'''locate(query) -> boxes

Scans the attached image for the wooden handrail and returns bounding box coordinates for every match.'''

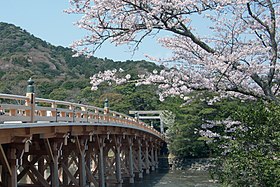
[0,93,163,137]
[0,93,29,100]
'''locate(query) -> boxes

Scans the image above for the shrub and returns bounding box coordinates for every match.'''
[210,102,280,187]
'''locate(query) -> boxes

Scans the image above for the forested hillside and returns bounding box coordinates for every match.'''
[0,22,160,101]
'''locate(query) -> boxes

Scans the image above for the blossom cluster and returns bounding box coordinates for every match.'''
[66,0,280,101]
[90,68,130,90]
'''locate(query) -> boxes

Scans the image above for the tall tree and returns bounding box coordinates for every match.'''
[66,0,280,101]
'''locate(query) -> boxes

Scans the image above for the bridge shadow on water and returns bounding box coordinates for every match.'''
[122,156,170,187]
[112,157,218,187]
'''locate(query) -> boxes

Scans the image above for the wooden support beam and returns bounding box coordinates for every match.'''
[97,135,105,187]
[44,139,59,187]
[85,165,98,186]
[18,155,40,181]
[26,170,37,185]
[0,144,12,176]
[75,136,86,187]
[67,151,79,186]
[51,145,59,187]
[120,150,129,176]
[7,147,17,187]
[29,165,49,187]
[85,142,92,187]
[90,151,98,177]
[127,137,134,183]
[155,145,159,169]
[151,144,155,171]
[137,139,143,178]
[38,157,45,177]
[62,149,70,186]
[44,139,54,163]
[61,163,79,186]
[145,141,150,174]
[113,135,122,185]
[133,150,139,172]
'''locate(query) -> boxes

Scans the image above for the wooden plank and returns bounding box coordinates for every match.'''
[138,116,161,119]
[129,110,165,114]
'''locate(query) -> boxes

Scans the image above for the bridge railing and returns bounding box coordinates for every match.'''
[0,93,162,137]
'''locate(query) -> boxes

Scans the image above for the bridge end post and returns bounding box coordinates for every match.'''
[104,98,109,115]
[26,78,35,123]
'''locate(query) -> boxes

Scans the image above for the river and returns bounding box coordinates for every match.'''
[121,169,219,187]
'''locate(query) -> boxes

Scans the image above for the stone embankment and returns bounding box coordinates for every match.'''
[168,157,213,171]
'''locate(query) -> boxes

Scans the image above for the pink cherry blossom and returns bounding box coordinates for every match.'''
[66,0,280,101]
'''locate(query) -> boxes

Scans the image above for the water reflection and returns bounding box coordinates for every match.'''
[121,169,219,187]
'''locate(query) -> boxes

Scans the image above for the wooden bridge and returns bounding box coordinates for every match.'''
[0,80,165,187]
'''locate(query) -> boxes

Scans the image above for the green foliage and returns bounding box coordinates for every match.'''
[86,83,161,113]
[164,92,216,158]
[49,88,70,101]
[211,101,280,187]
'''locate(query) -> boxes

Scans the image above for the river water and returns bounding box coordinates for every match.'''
[121,169,219,187]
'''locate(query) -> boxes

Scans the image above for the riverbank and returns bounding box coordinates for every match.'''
[168,157,213,171]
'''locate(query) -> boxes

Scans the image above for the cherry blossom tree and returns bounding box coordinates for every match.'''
[66,0,280,101]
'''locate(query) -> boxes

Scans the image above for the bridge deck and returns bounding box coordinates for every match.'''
[0,93,165,187]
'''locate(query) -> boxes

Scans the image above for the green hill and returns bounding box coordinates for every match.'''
[0,22,160,102]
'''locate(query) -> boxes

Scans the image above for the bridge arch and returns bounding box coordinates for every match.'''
[0,92,165,187]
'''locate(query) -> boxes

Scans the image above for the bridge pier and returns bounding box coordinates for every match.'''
[47,140,60,187]
[137,139,143,178]
[114,135,123,186]
[0,134,162,187]
[155,144,159,169]
[76,137,87,187]
[0,146,17,187]
[0,90,165,186]
[97,135,106,187]
[62,149,70,186]
[0,125,162,187]
[37,156,44,178]
[127,137,134,184]
[145,140,150,174]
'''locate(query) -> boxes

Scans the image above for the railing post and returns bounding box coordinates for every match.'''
[51,102,57,118]
[69,105,75,122]
[94,109,99,122]
[26,78,35,123]
[104,99,109,121]
[103,99,109,115]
